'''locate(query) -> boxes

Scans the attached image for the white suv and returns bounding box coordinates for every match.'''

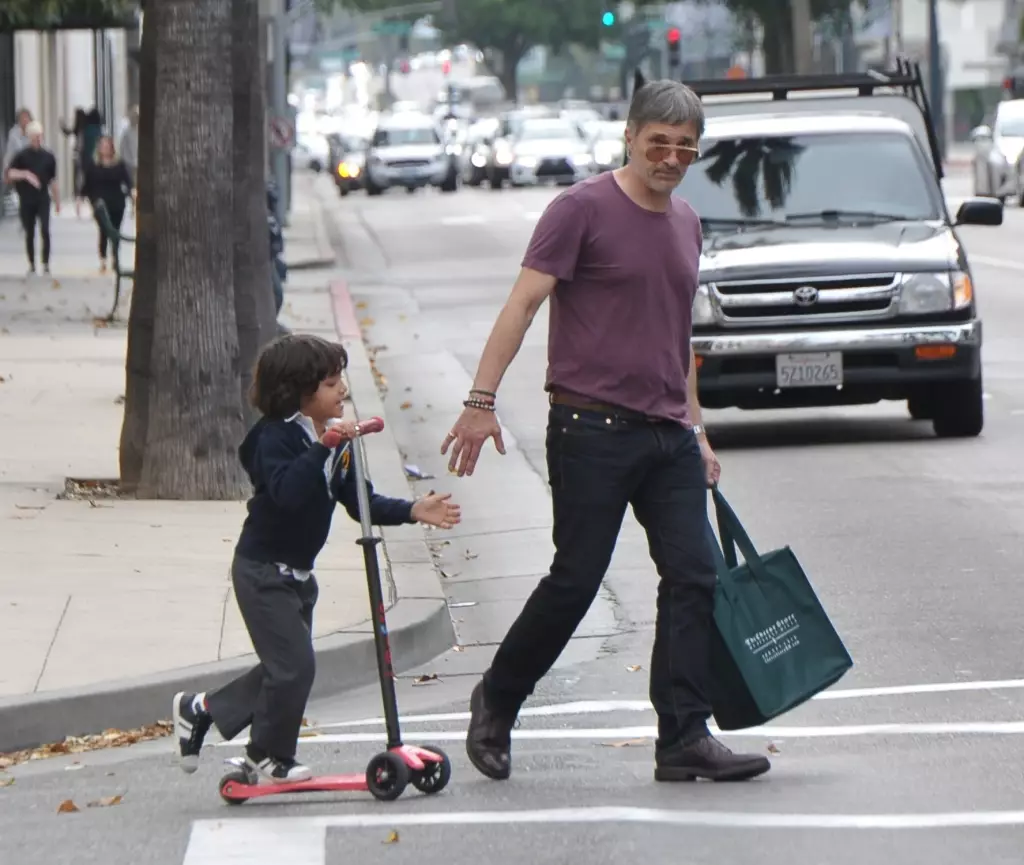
[364,113,454,195]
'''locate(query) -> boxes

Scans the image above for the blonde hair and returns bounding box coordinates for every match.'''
[94,135,117,164]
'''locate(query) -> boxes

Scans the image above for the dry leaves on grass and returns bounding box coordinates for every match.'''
[0,721,172,769]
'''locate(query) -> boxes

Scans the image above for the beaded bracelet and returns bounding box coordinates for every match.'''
[463,398,496,412]
[469,388,496,399]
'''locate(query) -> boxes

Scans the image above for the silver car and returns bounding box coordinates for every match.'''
[588,120,626,172]
[364,113,451,195]
[970,99,1024,204]
[489,117,597,188]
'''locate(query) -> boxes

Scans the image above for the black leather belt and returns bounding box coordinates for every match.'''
[548,389,661,423]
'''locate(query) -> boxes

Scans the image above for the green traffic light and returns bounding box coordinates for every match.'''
[602,11,615,25]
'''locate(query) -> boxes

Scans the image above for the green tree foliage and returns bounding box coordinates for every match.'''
[711,0,859,74]
[337,0,614,99]
[0,0,137,31]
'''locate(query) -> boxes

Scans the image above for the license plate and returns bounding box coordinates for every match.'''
[775,352,843,388]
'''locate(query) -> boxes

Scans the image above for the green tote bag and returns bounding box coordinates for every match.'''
[707,486,853,731]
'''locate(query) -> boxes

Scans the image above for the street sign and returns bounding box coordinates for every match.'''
[371,19,412,35]
[268,115,295,151]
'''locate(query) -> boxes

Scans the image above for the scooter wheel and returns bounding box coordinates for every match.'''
[219,771,252,805]
[410,744,451,795]
[366,751,410,801]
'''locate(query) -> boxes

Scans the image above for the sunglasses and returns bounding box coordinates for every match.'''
[644,143,701,165]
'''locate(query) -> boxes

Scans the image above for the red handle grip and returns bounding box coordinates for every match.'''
[356,416,385,435]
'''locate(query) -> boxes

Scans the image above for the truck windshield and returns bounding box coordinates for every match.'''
[676,132,941,223]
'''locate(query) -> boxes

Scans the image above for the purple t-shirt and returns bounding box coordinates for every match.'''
[522,171,702,424]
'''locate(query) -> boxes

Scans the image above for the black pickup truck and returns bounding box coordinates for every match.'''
[671,61,1002,438]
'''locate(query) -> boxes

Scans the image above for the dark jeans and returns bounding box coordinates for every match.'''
[206,555,319,759]
[483,403,717,750]
[18,195,50,267]
[95,200,125,260]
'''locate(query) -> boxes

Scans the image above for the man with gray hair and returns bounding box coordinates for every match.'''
[441,79,772,784]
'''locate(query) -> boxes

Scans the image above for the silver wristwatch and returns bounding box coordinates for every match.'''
[692,424,706,437]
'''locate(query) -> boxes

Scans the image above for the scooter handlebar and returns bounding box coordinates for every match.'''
[355,416,385,436]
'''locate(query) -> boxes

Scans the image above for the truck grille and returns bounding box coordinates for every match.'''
[711,273,898,326]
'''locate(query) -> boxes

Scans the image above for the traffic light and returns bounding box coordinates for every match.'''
[666,26,681,69]
[602,10,615,26]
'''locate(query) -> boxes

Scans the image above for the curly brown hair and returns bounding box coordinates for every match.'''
[250,333,348,419]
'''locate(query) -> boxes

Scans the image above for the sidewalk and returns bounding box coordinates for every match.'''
[0,181,452,755]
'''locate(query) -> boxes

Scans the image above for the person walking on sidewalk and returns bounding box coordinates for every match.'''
[4,121,59,276]
[172,334,462,783]
[440,79,772,784]
[82,135,133,273]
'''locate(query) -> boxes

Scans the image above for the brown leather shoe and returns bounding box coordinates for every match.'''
[465,681,514,780]
[654,733,771,782]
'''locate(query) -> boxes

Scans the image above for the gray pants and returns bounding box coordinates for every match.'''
[206,555,319,759]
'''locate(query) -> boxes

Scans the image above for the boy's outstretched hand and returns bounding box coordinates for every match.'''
[411,491,461,530]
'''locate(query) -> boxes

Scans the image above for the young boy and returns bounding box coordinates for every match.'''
[172,333,461,782]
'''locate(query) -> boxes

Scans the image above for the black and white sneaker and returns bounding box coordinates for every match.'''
[245,753,314,784]
[172,691,212,774]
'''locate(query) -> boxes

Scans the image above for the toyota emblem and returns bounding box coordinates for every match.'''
[793,285,819,306]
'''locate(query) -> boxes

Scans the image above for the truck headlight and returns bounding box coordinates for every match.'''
[898,272,973,315]
[693,283,715,325]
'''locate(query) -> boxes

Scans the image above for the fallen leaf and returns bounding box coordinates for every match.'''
[87,795,123,808]
[452,645,465,652]
[0,720,172,768]
[92,317,109,328]
[399,401,412,410]
[463,550,478,560]
[600,739,650,748]
[767,743,781,755]
[383,830,399,844]
[298,730,321,738]
[355,301,367,310]
[358,316,375,327]
[626,664,642,672]
[412,673,439,686]
[0,777,14,787]
[57,799,79,814]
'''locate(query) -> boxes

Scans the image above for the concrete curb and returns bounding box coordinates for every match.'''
[0,286,455,756]
[285,179,336,271]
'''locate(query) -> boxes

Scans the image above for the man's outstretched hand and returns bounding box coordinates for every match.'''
[441,406,506,477]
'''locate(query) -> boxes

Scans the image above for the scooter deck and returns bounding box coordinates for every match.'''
[221,773,368,800]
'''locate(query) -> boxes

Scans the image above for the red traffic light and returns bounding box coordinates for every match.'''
[667,27,681,44]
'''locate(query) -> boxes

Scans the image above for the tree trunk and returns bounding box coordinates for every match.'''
[789,0,814,74]
[231,0,276,426]
[137,0,250,500]
[760,9,794,75]
[118,4,158,494]
[496,43,525,104]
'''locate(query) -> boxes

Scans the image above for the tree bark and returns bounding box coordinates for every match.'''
[495,43,526,104]
[137,0,250,500]
[231,0,276,426]
[760,9,794,75]
[118,3,158,494]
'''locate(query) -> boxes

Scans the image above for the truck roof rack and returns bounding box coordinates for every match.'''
[630,58,944,179]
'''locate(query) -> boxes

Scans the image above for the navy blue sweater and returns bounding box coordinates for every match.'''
[234,417,415,571]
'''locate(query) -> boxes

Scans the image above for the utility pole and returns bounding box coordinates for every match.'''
[790,0,814,75]
[928,0,945,161]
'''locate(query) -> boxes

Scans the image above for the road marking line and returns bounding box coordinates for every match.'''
[969,254,1024,272]
[440,214,485,225]
[183,805,1024,854]
[320,677,1024,729]
[184,820,326,865]
[216,720,1024,748]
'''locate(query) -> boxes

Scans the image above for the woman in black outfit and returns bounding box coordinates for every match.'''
[82,135,133,273]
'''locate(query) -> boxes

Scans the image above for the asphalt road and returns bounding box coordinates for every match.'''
[4,169,1024,865]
